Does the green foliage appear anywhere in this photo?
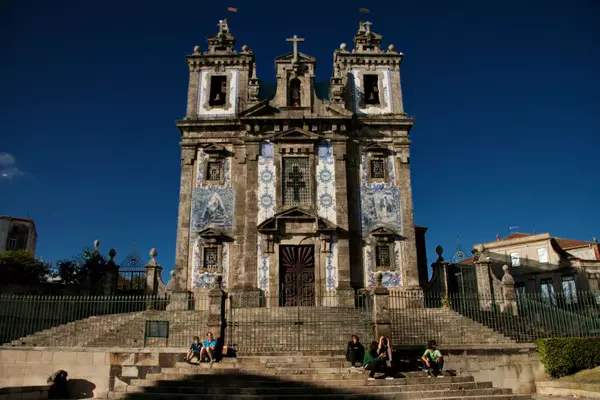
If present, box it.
[536,337,600,378]
[0,250,51,285]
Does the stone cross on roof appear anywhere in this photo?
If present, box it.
[286,35,305,63]
[363,21,372,33]
[217,19,229,35]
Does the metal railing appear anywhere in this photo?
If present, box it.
[390,291,600,345]
[117,269,146,294]
[0,294,206,348]
[226,290,373,352]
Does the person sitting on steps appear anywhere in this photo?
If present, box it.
[184,336,201,364]
[200,332,218,363]
[377,335,393,367]
[363,341,394,380]
[422,339,444,378]
[346,335,365,368]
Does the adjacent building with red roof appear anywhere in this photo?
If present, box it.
[455,232,600,298]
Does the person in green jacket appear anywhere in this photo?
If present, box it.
[421,340,444,377]
[363,341,394,380]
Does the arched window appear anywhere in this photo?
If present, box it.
[289,78,301,107]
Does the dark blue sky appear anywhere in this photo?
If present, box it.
[1,0,599,280]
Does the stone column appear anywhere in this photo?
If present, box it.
[475,258,493,311]
[185,64,200,119]
[145,248,163,296]
[332,141,354,302]
[234,141,261,306]
[206,276,227,341]
[173,147,196,292]
[394,145,420,289]
[372,273,391,339]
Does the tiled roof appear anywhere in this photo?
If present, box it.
[555,238,594,250]
[457,256,475,265]
[499,233,531,240]
[0,216,34,224]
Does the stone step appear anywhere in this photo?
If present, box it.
[120,381,493,393]
[142,373,475,385]
[126,386,511,398]
[108,392,530,400]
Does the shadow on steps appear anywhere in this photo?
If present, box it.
[122,371,387,399]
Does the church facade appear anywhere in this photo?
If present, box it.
[173,19,421,303]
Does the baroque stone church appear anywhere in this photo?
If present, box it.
[172,19,423,304]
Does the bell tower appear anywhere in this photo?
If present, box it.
[272,35,317,112]
[184,19,257,120]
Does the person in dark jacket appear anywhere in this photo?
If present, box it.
[363,341,394,380]
[346,335,365,368]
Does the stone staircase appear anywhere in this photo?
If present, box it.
[110,354,531,399]
[5,306,515,349]
[391,309,515,345]
[6,310,209,348]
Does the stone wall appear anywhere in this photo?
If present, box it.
[443,344,547,394]
[0,348,111,398]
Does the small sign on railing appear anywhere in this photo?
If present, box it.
[144,320,169,347]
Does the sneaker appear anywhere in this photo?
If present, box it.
[210,360,215,364]
[368,377,375,381]
[437,373,444,378]
[385,376,394,380]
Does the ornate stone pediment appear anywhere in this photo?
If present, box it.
[257,207,338,234]
[202,143,230,156]
[268,128,321,143]
[197,227,233,243]
[239,100,279,117]
[364,142,392,155]
[369,226,403,240]
[275,52,316,63]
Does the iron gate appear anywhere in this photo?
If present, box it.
[226,286,374,353]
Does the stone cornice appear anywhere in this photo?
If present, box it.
[334,51,404,68]
[187,53,254,71]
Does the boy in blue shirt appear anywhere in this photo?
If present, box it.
[184,336,201,363]
[200,332,217,363]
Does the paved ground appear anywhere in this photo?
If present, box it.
[533,396,594,400]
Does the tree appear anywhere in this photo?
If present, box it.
[0,250,51,285]
[55,259,80,285]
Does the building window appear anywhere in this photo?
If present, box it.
[6,236,17,250]
[370,159,385,179]
[203,247,219,270]
[561,276,577,305]
[209,76,227,107]
[206,160,222,182]
[540,278,556,305]
[364,75,380,105]
[511,252,520,267]
[537,248,548,263]
[375,244,392,269]
[282,157,311,206]
[289,78,301,107]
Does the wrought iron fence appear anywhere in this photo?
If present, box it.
[226,290,373,353]
[0,294,207,348]
[390,291,600,345]
[117,269,146,294]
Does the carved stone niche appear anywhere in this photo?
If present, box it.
[369,227,402,272]
[364,142,392,183]
[197,228,233,274]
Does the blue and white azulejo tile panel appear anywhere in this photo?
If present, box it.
[190,148,234,289]
[191,240,230,289]
[257,142,276,224]
[257,236,269,292]
[316,141,337,224]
